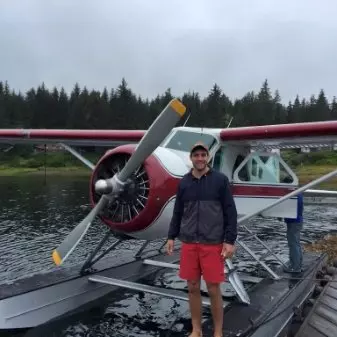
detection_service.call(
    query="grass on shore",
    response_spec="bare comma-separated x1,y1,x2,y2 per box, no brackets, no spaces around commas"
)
0,166,91,176
0,151,98,176
294,164,337,189
304,233,337,265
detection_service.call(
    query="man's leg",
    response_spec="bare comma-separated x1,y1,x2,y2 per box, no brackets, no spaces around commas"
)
286,223,294,268
295,222,303,270
199,244,224,337
206,282,223,337
187,280,202,337
179,243,203,337
286,222,303,271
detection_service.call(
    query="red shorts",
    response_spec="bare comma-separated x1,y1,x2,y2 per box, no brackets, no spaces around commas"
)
179,242,225,283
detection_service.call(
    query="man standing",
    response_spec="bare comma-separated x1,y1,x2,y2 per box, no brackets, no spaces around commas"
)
166,142,238,337
283,193,304,273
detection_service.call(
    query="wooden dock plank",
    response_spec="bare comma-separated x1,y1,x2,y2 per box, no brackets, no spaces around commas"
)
297,324,329,337
315,303,337,325
321,295,337,311
296,273,337,337
325,287,337,300
309,313,336,337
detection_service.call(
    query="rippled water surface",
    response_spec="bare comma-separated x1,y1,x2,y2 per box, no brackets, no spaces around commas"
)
0,175,336,337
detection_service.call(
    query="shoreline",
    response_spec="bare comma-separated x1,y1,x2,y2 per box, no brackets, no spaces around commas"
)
0,166,91,176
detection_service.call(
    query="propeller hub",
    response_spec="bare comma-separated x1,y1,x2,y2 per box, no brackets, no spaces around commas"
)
95,179,110,194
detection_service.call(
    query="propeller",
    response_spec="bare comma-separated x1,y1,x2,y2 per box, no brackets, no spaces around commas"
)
52,98,186,266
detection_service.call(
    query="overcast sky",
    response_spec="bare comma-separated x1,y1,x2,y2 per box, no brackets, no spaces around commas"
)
1,0,337,104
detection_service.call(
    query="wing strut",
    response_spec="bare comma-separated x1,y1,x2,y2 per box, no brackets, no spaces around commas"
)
304,188,337,197
59,143,95,170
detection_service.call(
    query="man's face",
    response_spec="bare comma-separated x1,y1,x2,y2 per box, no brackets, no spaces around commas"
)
190,149,209,171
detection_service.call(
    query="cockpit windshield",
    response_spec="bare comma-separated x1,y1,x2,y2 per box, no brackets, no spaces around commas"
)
164,130,218,152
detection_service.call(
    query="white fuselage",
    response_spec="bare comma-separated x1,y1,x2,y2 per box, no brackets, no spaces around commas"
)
127,128,299,241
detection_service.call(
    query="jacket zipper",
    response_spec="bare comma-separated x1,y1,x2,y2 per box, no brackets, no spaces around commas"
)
196,178,200,242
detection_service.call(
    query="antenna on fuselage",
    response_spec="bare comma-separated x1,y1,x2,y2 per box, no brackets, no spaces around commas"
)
182,113,191,127
226,116,233,128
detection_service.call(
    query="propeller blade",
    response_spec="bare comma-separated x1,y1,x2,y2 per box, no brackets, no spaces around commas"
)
52,195,109,266
95,98,186,194
52,98,186,266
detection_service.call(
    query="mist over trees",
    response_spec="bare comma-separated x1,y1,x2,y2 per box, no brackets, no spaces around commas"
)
0,78,336,130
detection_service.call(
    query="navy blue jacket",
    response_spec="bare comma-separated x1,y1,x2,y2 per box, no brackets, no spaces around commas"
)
167,168,238,245
285,193,303,224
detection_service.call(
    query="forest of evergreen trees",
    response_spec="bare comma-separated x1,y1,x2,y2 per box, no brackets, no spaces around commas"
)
0,78,336,131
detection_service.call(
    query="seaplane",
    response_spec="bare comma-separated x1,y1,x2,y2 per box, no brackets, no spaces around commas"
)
1,98,337,336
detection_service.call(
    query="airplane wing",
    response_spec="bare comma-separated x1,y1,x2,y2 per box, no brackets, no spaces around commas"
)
2,120,337,149
220,120,337,150
0,129,146,147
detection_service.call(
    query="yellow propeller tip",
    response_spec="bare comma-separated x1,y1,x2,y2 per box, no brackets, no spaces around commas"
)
52,249,62,266
170,99,186,117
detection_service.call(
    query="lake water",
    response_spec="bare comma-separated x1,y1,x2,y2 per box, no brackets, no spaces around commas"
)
0,174,336,336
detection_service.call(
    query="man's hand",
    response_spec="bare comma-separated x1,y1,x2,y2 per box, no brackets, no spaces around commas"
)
166,239,174,255
221,243,235,259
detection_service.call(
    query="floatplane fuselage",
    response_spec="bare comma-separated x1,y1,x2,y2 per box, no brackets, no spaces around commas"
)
89,127,300,242
1,99,337,334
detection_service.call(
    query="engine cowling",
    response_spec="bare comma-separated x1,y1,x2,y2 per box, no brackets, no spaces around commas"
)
90,144,182,235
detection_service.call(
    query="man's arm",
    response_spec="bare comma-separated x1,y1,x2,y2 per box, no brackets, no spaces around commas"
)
220,175,238,245
167,183,184,240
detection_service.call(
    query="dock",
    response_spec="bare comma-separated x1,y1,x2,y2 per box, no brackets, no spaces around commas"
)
295,272,337,337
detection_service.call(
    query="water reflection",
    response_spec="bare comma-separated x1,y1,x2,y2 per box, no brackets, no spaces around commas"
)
0,175,336,336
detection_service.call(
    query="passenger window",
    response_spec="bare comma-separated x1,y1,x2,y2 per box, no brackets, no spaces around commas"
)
234,153,296,185
280,164,294,183
251,159,257,176
212,147,223,171
232,155,246,179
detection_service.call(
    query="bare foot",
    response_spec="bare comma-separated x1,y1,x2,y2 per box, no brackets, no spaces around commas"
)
188,331,202,337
